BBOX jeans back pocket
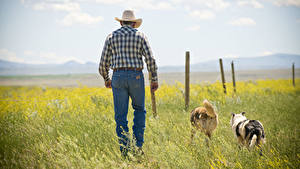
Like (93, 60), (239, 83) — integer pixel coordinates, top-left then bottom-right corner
(112, 74), (122, 89)
(129, 73), (144, 89)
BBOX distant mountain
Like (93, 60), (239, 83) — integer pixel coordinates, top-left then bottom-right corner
(220, 53), (300, 71)
(161, 53), (300, 72)
(63, 60), (82, 66)
(0, 53), (299, 75)
(0, 60), (98, 75)
(0, 59), (28, 69)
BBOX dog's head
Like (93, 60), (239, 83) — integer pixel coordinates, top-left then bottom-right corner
(230, 112), (247, 126)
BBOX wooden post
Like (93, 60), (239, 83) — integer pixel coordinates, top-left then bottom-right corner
(149, 73), (157, 118)
(292, 63), (295, 87)
(231, 61), (236, 93)
(219, 58), (226, 94)
(185, 51), (190, 110)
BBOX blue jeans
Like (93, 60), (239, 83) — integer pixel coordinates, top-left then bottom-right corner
(111, 70), (146, 154)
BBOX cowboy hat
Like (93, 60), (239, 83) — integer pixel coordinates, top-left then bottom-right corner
(115, 10), (142, 28)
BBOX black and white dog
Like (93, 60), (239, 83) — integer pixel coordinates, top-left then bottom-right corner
(230, 112), (265, 155)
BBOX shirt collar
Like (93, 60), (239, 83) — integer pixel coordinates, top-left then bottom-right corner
(122, 25), (133, 28)
(120, 25), (136, 32)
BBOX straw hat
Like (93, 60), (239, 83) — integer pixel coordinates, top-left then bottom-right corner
(115, 10), (142, 28)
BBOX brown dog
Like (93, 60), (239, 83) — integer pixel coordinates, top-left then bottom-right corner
(190, 100), (218, 143)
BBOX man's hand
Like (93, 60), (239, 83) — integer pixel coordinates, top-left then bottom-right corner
(150, 81), (158, 92)
(105, 80), (112, 88)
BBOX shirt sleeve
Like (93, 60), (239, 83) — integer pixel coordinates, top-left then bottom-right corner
(141, 35), (158, 82)
(99, 35), (112, 82)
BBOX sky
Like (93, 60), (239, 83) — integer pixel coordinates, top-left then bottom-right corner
(0, 0), (300, 67)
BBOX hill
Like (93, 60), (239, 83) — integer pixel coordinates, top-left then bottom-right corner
(0, 53), (299, 75)
(160, 53), (300, 72)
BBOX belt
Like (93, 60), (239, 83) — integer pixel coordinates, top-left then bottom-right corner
(113, 67), (143, 72)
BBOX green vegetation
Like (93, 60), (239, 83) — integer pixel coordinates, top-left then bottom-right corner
(0, 79), (299, 168)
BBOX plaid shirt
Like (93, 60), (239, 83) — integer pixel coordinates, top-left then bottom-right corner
(99, 26), (158, 82)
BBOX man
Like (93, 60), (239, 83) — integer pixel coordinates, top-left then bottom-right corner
(99, 10), (158, 157)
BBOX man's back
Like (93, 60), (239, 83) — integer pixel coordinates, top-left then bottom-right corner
(100, 25), (157, 82)
(108, 26), (146, 69)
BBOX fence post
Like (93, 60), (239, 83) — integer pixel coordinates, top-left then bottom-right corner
(149, 73), (157, 118)
(219, 58), (226, 94)
(292, 63), (295, 87)
(185, 51), (190, 110)
(231, 61), (236, 93)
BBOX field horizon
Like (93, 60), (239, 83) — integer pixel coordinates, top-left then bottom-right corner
(0, 68), (299, 87)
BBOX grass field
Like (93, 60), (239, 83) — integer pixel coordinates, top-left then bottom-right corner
(0, 79), (299, 168)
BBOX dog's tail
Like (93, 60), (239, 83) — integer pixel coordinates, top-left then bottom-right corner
(249, 132), (265, 148)
(249, 134), (258, 148)
(203, 100), (217, 118)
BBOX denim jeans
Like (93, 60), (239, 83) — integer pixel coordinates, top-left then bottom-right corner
(111, 70), (146, 154)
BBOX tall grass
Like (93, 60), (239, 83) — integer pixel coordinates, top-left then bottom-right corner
(0, 79), (299, 168)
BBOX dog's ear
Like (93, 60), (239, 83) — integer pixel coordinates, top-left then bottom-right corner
(241, 112), (246, 115)
(231, 112), (235, 117)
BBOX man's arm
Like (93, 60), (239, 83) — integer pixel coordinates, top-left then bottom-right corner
(99, 35), (112, 87)
(141, 34), (158, 92)
(141, 35), (158, 81)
